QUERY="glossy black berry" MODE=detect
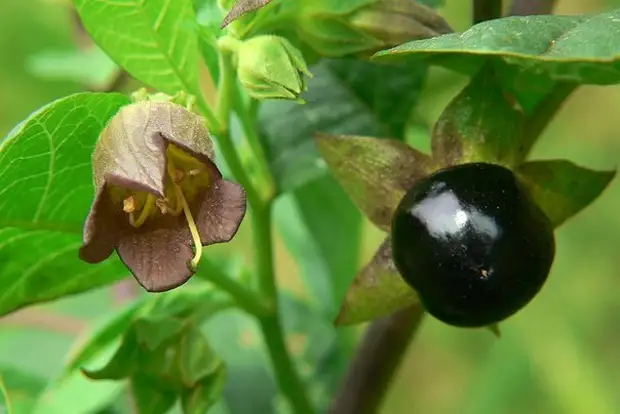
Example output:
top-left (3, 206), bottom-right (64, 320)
top-left (391, 162), bottom-right (555, 327)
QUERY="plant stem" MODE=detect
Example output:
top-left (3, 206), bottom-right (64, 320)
top-left (214, 51), bottom-right (262, 206)
top-left (198, 260), bottom-right (271, 316)
top-left (329, 305), bottom-right (426, 414)
top-left (473, 0), bottom-right (503, 24)
top-left (509, 0), bottom-right (557, 15)
top-left (208, 47), bottom-right (315, 414)
top-left (521, 82), bottom-right (577, 158)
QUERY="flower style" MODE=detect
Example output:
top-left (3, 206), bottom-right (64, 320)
top-left (79, 100), bottom-right (247, 292)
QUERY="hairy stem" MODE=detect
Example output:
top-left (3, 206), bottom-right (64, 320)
top-left (509, 0), bottom-right (557, 15)
top-left (329, 305), bottom-right (426, 414)
top-left (473, 0), bottom-right (503, 24)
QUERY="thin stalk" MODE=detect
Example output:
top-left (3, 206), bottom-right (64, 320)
top-left (473, 0), bottom-right (503, 24)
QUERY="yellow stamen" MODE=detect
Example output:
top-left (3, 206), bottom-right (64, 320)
top-left (174, 183), bottom-right (202, 271)
top-left (188, 168), bottom-right (201, 176)
top-left (129, 194), bottom-right (155, 228)
top-left (123, 196), bottom-right (136, 213)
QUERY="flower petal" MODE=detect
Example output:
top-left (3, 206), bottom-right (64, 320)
top-left (335, 237), bottom-right (419, 325)
top-left (92, 101), bottom-right (216, 198)
top-left (195, 179), bottom-right (247, 245)
top-left (116, 217), bottom-right (194, 292)
top-left (80, 184), bottom-right (128, 264)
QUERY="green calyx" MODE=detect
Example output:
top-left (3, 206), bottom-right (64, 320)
top-left (235, 35), bottom-right (312, 101)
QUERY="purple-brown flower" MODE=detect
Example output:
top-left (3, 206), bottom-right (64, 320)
top-left (79, 100), bottom-right (247, 292)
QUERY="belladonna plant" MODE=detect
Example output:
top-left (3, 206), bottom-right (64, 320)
top-left (79, 99), bottom-right (247, 292)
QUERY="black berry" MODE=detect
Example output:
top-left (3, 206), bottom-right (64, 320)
top-left (391, 162), bottom-right (555, 327)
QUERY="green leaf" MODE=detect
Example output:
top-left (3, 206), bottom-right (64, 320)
top-left (130, 374), bottom-right (177, 414)
top-left (0, 93), bottom-right (130, 316)
top-left (375, 10), bottom-right (620, 85)
top-left (336, 238), bottom-right (419, 325)
top-left (0, 376), bottom-right (12, 414)
top-left (175, 329), bottom-right (222, 387)
top-left (432, 64), bottom-right (524, 166)
top-left (516, 160), bottom-right (616, 228)
top-left (326, 58), bottom-right (427, 138)
top-left (134, 315), bottom-right (187, 351)
top-left (63, 299), bottom-right (145, 376)
top-left (315, 133), bottom-right (435, 231)
top-left (181, 363), bottom-right (227, 414)
top-left (82, 329), bottom-right (140, 380)
top-left (74, 0), bottom-right (200, 95)
top-left (259, 58), bottom-right (428, 192)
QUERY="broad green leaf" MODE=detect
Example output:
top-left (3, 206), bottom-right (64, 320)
top-left (63, 298), bottom-right (145, 376)
top-left (315, 133), bottom-right (435, 231)
top-left (0, 377), bottom-right (12, 414)
top-left (181, 363), bottom-right (227, 414)
top-left (0, 93), bottom-right (130, 316)
top-left (326, 58), bottom-right (427, 138)
top-left (74, 0), bottom-right (200, 95)
top-left (375, 10), bottom-right (620, 85)
top-left (336, 238), bottom-right (419, 325)
top-left (259, 58), bottom-right (429, 192)
top-left (432, 64), bottom-right (524, 166)
top-left (130, 375), bottom-right (177, 414)
top-left (516, 160), bottom-right (616, 228)
top-left (82, 329), bottom-right (140, 380)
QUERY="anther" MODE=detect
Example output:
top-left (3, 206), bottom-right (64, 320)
top-left (123, 196), bottom-right (136, 213)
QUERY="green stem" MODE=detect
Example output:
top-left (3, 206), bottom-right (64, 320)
top-left (204, 45), bottom-right (314, 414)
top-left (215, 50), bottom-right (262, 206)
top-left (473, 0), bottom-right (503, 24)
top-left (253, 203), bottom-right (315, 414)
top-left (198, 260), bottom-right (272, 317)
top-left (237, 98), bottom-right (276, 200)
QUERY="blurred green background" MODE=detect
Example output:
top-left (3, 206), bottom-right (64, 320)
top-left (1, 0), bottom-right (620, 413)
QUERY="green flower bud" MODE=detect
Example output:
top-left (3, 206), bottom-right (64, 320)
top-left (298, 0), bottom-right (452, 57)
top-left (236, 35), bottom-right (312, 101)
